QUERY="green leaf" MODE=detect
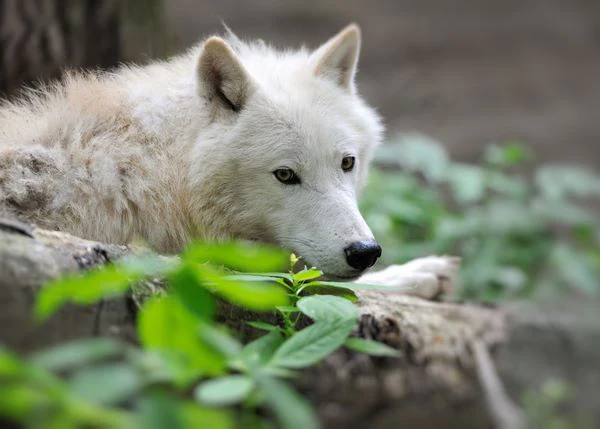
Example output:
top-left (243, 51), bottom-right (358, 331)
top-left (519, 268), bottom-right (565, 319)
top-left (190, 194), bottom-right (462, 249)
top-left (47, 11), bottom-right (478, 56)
top-left (139, 394), bottom-right (233, 429)
top-left (0, 384), bottom-right (53, 423)
top-left (70, 403), bottom-right (137, 429)
top-left (344, 338), bottom-right (401, 357)
top-left (68, 363), bottom-right (143, 406)
top-left (183, 242), bottom-right (288, 273)
top-left (138, 394), bottom-right (184, 429)
top-left (195, 375), bottom-right (254, 406)
top-left (134, 350), bottom-right (200, 388)
top-left (224, 274), bottom-right (282, 283)
top-left (36, 253), bottom-right (178, 321)
top-left (299, 284), bottom-right (358, 302)
top-left (195, 265), bottom-right (289, 311)
top-left (532, 198), bottom-right (597, 227)
top-left (487, 171), bottom-right (530, 199)
top-left (550, 245), bottom-right (599, 294)
top-left (138, 296), bottom-right (225, 375)
top-left (296, 280), bottom-right (364, 296)
top-left (179, 401), bottom-right (233, 429)
top-left (257, 366), bottom-right (297, 379)
top-left (375, 133), bottom-right (449, 182)
top-left (0, 349), bottom-right (27, 378)
top-left (484, 142), bottom-right (532, 167)
top-left (239, 331), bottom-right (284, 366)
top-left (198, 324), bottom-right (242, 359)
top-left (228, 272), bottom-right (294, 284)
top-left (291, 268), bottom-right (323, 283)
top-left (447, 163), bottom-right (486, 204)
top-left (246, 321), bottom-right (281, 332)
top-left (168, 266), bottom-right (215, 320)
top-left (119, 254), bottom-right (178, 277)
top-left (492, 266), bottom-right (528, 292)
top-left (28, 338), bottom-right (123, 372)
top-left (275, 306), bottom-right (299, 314)
top-left (270, 319), bottom-right (356, 368)
top-left (36, 267), bottom-right (135, 321)
top-left (257, 376), bottom-right (319, 429)
top-left (0, 350), bottom-right (66, 399)
top-left (535, 165), bottom-right (600, 199)
top-left (380, 197), bottom-right (433, 224)
top-left (296, 295), bottom-right (358, 322)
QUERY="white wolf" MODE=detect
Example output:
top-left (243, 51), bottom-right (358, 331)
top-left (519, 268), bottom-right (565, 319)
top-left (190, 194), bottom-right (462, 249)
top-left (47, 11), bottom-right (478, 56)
top-left (0, 24), bottom-right (458, 295)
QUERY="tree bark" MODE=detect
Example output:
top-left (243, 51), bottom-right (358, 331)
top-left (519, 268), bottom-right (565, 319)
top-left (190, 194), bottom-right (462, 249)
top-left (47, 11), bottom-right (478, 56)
top-left (0, 0), bottom-right (170, 98)
top-left (0, 223), bottom-right (598, 428)
top-left (0, 0), bottom-right (121, 97)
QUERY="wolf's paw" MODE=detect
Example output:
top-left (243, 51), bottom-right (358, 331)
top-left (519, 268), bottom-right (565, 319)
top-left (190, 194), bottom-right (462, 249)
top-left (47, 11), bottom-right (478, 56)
top-left (357, 255), bottom-right (461, 300)
top-left (396, 255), bottom-right (461, 292)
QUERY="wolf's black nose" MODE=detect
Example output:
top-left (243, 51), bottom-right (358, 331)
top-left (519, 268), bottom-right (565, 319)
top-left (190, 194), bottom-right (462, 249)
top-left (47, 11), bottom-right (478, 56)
top-left (344, 240), bottom-right (382, 271)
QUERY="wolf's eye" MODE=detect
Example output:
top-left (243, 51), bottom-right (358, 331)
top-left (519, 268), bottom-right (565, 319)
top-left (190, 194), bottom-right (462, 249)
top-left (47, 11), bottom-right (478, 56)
top-left (273, 168), bottom-right (301, 185)
top-left (341, 156), bottom-right (355, 172)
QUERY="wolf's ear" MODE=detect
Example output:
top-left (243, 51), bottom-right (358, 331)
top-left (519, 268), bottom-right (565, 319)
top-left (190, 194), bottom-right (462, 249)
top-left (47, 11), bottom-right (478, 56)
top-left (311, 24), bottom-right (361, 92)
top-left (197, 37), bottom-right (254, 112)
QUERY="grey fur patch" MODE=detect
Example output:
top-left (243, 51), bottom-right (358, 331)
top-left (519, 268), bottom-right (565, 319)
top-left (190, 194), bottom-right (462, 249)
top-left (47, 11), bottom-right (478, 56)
top-left (0, 148), bottom-right (58, 216)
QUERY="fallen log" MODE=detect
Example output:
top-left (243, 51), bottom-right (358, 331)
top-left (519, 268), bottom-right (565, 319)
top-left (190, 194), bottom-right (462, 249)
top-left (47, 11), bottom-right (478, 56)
top-left (0, 224), bottom-right (598, 428)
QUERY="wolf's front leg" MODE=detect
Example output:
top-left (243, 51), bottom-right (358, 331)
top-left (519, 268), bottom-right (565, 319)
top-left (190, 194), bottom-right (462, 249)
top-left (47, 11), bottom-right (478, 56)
top-left (356, 256), bottom-right (461, 300)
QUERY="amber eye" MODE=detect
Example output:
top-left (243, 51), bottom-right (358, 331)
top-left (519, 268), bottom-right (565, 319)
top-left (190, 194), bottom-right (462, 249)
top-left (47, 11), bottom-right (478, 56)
top-left (341, 156), bottom-right (355, 172)
top-left (273, 168), bottom-right (301, 185)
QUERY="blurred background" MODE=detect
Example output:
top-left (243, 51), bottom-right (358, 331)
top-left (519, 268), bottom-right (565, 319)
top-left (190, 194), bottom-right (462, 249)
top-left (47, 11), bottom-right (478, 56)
top-left (168, 0), bottom-right (600, 171)
top-left (1, 0), bottom-right (599, 299)
top-left (3, 0), bottom-right (599, 169)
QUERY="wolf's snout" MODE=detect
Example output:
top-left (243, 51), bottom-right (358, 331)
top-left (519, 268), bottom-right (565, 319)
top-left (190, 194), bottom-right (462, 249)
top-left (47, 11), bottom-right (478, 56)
top-left (344, 240), bottom-right (382, 271)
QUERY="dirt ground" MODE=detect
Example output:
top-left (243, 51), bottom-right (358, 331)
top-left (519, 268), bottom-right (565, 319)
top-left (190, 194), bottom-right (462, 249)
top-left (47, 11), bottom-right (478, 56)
top-left (166, 0), bottom-right (600, 169)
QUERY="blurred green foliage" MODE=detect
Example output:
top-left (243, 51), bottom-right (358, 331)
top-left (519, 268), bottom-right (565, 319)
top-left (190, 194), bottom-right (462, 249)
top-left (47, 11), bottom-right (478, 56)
top-left (1, 243), bottom-right (398, 429)
top-left (361, 134), bottom-right (600, 299)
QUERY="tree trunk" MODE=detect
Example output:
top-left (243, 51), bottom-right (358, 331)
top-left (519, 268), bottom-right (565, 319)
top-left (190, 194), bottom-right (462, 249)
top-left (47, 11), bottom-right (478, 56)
top-left (0, 0), bottom-right (121, 97)
top-left (0, 0), bottom-right (171, 98)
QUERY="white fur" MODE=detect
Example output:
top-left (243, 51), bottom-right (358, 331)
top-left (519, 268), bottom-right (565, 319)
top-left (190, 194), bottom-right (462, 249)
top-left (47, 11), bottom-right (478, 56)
top-left (358, 256), bottom-right (461, 299)
top-left (0, 25), bottom-right (385, 279)
top-left (0, 25), bottom-right (464, 291)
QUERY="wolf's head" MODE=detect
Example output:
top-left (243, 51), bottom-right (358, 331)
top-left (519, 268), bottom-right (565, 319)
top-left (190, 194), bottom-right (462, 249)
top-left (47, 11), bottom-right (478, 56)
top-left (190, 24), bottom-right (384, 279)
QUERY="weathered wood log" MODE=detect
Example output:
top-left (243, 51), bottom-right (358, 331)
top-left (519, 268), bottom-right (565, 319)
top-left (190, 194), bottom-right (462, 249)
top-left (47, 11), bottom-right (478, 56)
top-left (0, 224), bottom-right (598, 428)
top-left (0, 222), bottom-right (136, 351)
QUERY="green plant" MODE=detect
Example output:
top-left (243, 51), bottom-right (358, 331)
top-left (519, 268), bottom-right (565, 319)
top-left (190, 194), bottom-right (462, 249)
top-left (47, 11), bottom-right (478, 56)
top-left (361, 134), bottom-right (600, 299)
top-left (1, 242), bottom-right (400, 429)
